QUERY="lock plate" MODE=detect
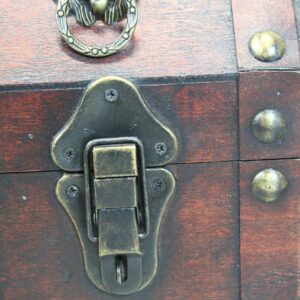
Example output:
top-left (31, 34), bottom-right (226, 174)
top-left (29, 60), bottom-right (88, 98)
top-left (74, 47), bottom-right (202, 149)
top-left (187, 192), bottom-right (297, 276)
top-left (51, 76), bottom-right (178, 171)
top-left (51, 77), bottom-right (178, 295)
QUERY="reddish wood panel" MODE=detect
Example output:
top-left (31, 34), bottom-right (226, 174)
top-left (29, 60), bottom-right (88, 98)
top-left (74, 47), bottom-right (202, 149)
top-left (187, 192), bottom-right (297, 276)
top-left (0, 162), bottom-right (240, 300)
top-left (0, 81), bottom-right (238, 173)
top-left (0, 0), bottom-right (237, 87)
top-left (239, 71), bottom-right (300, 161)
top-left (240, 159), bottom-right (300, 300)
top-left (232, 0), bottom-right (300, 70)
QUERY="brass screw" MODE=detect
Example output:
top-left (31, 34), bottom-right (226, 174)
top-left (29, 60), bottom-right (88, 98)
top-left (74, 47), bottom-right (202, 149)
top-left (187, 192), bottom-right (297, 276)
top-left (66, 185), bottom-right (80, 199)
top-left (105, 89), bottom-right (119, 102)
top-left (249, 31), bottom-right (286, 62)
top-left (251, 109), bottom-right (286, 144)
top-left (152, 178), bottom-right (166, 192)
top-left (154, 142), bottom-right (168, 156)
top-left (63, 147), bottom-right (76, 160)
top-left (252, 169), bottom-right (288, 203)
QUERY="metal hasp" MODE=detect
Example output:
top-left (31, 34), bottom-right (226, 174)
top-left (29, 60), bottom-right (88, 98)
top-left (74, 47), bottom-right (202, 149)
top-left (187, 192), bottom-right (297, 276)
top-left (51, 76), bottom-right (178, 295)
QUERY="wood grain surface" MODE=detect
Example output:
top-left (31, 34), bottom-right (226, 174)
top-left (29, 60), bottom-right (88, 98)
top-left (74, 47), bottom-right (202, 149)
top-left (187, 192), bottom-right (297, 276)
top-left (0, 162), bottom-right (240, 300)
top-left (0, 80), bottom-right (238, 173)
top-left (232, 0), bottom-right (300, 70)
top-left (240, 159), bottom-right (300, 300)
top-left (239, 71), bottom-right (300, 161)
top-left (0, 0), bottom-right (237, 87)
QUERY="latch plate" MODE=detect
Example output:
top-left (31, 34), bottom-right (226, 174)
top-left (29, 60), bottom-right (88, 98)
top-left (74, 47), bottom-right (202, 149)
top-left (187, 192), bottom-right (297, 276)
top-left (51, 77), bottom-right (178, 295)
top-left (56, 168), bottom-right (175, 294)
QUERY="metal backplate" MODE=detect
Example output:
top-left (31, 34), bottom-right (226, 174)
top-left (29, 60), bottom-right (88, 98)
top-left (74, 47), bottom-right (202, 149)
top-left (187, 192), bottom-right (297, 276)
top-left (51, 76), bottom-right (178, 295)
top-left (56, 168), bottom-right (175, 294)
top-left (51, 76), bottom-right (178, 172)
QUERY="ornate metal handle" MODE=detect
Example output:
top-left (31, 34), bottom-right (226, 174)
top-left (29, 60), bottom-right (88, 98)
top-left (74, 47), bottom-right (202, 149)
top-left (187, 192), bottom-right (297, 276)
top-left (56, 0), bottom-right (138, 57)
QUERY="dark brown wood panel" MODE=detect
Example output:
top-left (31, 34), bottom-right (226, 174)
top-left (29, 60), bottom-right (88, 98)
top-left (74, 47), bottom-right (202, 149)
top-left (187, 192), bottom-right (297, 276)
top-left (240, 159), bottom-right (300, 300)
top-left (0, 0), bottom-right (237, 87)
top-left (239, 71), bottom-right (300, 161)
top-left (232, 0), bottom-right (300, 70)
top-left (0, 162), bottom-right (240, 300)
top-left (0, 81), bottom-right (238, 173)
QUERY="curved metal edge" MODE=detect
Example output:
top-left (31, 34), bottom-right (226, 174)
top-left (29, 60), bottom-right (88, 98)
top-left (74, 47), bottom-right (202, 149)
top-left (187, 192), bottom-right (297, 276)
top-left (136, 167), bottom-right (176, 293)
top-left (55, 173), bottom-right (105, 292)
top-left (51, 76), bottom-right (179, 172)
top-left (56, 0), bottom-right (138, 57)
top-left (55, 167), bottom-right (175, 295)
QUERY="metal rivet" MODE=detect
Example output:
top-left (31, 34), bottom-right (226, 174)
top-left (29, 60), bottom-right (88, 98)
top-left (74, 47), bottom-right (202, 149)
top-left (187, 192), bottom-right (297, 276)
top-left (92, 48), bottom-right (99, 55)
top-left (130, 7), bottom-right (136, 14)
top-left (252, 169), bottom-right (288, 203)
top-left (154, 142), bottom-right (168, 156)
top-left (251, 109), bottom-right (286, 144)
top-left (105, 89), bottom-right (119, 102)
top-left (249, 31), bottom-right (286, 62)
top-left (57, 10), bottom-right (64, 17)
top-left (28, 133), bottom-right (34, 140)
top-left (68, 37), bottom-right (74, 44)
top-left (63, 148), bottom-right (76, 160)
top-left (152, 178), bottom-right (166, 192)
top-left (101, 47), bottom-right (108, 54)
top-left (66, 185), bottom-right (80, 199)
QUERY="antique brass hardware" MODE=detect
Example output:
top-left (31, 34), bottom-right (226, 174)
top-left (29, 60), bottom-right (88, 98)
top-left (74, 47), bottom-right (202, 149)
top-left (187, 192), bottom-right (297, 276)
top-left (51, 76), bottom-right (178, 295)
top-left (251, 109), bottom-right (287, 144)
top-left (56, 0), bottom-right (137, 57)
top-left (252, 168), bottom-right (288, 203)
top-left (249, 31), bottom-right (286, 62)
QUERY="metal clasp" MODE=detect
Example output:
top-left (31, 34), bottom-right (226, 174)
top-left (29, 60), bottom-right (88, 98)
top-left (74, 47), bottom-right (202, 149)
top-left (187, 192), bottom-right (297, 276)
top-left (85, 139), bottom-right (146, 292)
top-left (51, 76), bottom-right (178, 295)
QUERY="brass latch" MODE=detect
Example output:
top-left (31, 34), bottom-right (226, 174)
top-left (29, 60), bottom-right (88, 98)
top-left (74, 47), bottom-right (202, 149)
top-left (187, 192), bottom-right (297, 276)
top-left (86, 139), bottom-right (146, 292)
top-left (51, 77), bottom-right (178, 295)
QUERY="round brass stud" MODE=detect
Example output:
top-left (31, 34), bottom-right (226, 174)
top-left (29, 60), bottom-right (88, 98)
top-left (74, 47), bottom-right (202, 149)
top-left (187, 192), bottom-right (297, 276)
top-left (90, 0), bottom-right (110, 16)
top-left (249, 31), bottom-right (286, 62)
top-left (252, 169), bottom-right (288, 203)
top-left (251, 109), bottom-right (286, 144)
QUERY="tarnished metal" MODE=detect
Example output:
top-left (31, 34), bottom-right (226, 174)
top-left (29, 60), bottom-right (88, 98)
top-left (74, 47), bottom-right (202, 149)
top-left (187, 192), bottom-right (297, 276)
top-left (252, 169), bottom-right (288, 203)
top-left (84, 137), bottom-right (149, 242)
top-left (52, 76), bottom-right (178, 295)
top-left (249, 31), bottom-right (286, 62)
top-left (51, 76), bottom-right (178, 171)
top-left (251, 109), bottom-right (287, 144)
top-left (56, 0), bottom-right (138, 57)
top-left (56, 168), bottom-right (175, 294)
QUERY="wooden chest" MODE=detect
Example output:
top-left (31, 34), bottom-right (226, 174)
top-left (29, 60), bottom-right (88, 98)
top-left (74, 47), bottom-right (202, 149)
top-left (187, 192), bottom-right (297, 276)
top-left (0, 1), bottom-right (299, 299)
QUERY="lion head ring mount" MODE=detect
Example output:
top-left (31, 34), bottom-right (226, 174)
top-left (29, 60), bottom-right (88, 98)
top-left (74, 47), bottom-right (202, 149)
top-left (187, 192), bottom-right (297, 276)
top-left (56, 0), bottom-right (138, 57)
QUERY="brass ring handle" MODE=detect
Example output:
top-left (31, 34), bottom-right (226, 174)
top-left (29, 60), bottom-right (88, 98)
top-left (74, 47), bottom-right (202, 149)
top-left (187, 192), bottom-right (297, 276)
top-left (56, 0), bottom-right (138, 57)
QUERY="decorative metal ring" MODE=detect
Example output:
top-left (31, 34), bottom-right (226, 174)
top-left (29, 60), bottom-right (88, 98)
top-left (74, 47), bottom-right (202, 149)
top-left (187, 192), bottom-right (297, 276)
top-left (56, 0), bottom-right (138, 57)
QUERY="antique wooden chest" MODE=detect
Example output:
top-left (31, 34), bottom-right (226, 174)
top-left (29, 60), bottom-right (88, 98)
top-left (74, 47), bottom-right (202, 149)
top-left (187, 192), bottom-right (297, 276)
top-left (0, 1), bottom-right (299, 299)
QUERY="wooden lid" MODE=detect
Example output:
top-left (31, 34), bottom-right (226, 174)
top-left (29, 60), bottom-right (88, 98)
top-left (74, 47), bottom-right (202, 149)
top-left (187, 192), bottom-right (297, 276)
top-left (0, 0), bottom-right (237, 87)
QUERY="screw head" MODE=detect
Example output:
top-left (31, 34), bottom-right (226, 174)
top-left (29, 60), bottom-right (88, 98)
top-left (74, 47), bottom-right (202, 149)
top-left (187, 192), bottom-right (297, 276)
top-left (252, 169), bottom-right (288, 203)
top-left (63, 148), bottom-right (76, 160)
top-left (249, 31), bottom-right (286, 62)
top-left (251, 109), bottom-right (286, 144)
top-left (66, 185), bottom-right (80, 199)
top-left (152, 178), bottom-right (166, 192)
top-left (154, 142), bottom-right (168, 156)
top-left (105, 89), bottom-right (119, 102)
